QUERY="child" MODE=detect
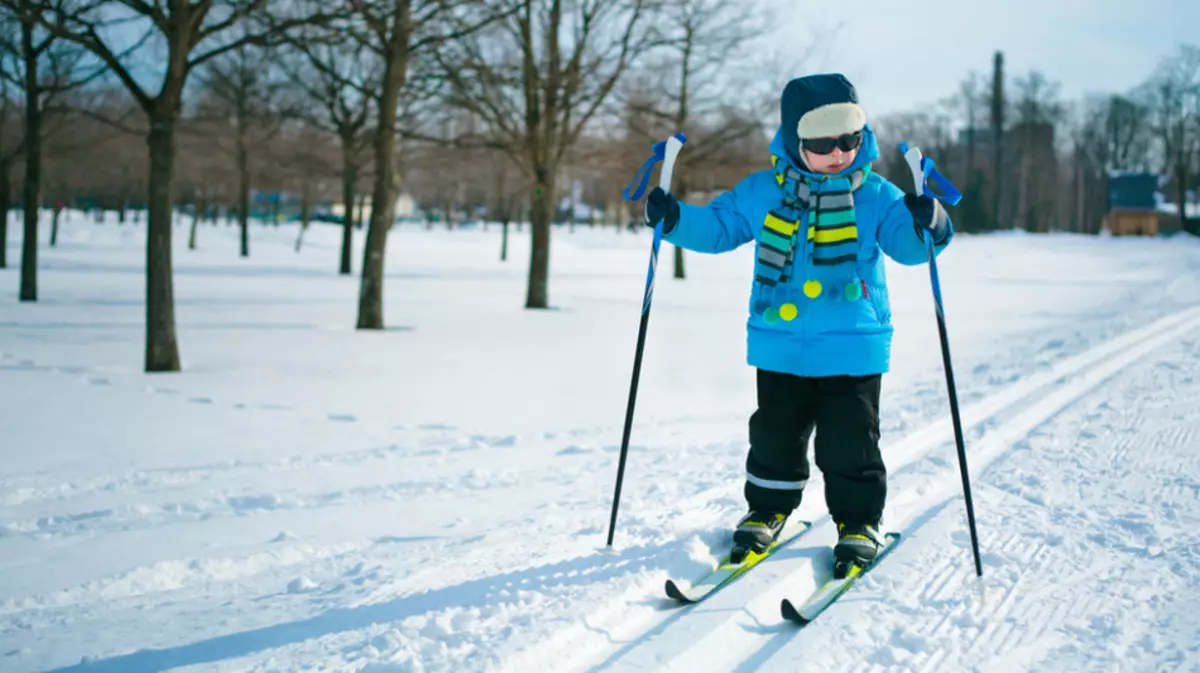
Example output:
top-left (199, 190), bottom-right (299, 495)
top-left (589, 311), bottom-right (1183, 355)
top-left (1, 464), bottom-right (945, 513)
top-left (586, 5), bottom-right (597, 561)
top-left (644, 73), bottom-right (952, 572)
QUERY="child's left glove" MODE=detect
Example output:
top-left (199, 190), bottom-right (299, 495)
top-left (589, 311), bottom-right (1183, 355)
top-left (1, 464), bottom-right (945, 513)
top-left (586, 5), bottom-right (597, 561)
top-left (905, 193), bottom-right (949, 244)
top-left (644, 187), bottom-right (680, 235)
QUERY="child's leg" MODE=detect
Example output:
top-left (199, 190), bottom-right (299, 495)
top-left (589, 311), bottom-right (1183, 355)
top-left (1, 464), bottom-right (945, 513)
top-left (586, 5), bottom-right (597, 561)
top-left (812, 374), bottom-right (885, 525)
top-left (744, 368), bottom-right (817, 514)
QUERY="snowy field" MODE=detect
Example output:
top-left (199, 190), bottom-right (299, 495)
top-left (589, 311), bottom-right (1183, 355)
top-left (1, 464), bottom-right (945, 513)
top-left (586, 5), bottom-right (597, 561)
top-left (3, 213), bottom-right (1200, 672)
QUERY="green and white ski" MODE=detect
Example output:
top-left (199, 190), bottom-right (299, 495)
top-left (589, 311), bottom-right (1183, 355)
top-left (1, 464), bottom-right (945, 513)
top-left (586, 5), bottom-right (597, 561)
top-left (780, 532), bottom-right (901, 624)
top-left (665, 519), bottom-right (812, 603)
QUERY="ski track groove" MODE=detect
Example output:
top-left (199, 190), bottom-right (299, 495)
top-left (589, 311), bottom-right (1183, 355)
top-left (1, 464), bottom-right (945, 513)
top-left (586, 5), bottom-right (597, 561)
top-left (894, 322), bottom-right (1200, 672)
top-left (569, 305), bottom-right (1200, 673)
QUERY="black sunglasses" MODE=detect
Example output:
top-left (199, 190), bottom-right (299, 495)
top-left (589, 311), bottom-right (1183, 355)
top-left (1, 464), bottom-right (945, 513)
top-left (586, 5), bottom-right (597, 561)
top-left (801, 131), bottom-right (863, 155)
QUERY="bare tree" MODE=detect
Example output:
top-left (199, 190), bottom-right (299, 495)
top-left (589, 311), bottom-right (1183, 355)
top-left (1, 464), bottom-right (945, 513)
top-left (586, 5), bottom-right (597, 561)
top-left (1010, 70), bottom-right (1064, 232)
top-left (1065, 99), bottom-right (1109, 234)
top-left (438, 0), bottom-right (655, 309)
top-left (1142, 45), bottom-right (1200, 234)
top-left (349, 0), bottom-right (505, 329)
top-left (175, 111), bottom-right (228, 249)
top-left (0, 50), bottom-right (17, 268)
top-left (196, 41), bottom-right (285, 258)
top-left (622, 0), bottom-right (778, 280)
top-left (486, 146), bottom-right (523, 260)
top-left (282, 121), bottom-right (337, 252)
top-left (0, 1), bottom-right (94, 300)
top-left (1102, 94), bottom-right (1153, 171)
top-left (14, 0), bottom-right (339, 371)
top-left (936, 71), bottom-right (993, 231)
top-left (279, 25), bottom-right (377, 273)
top-left (873, 105), bottom-right (955, 192)
top-left (952, 72), bottom-right (985, 186)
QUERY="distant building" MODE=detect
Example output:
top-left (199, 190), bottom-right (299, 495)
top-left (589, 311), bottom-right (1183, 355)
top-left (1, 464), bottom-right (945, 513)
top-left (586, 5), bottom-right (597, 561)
top-left (330, 193), bottom-right (416, 223)
top-left (1105, 172), bottom-right (1167, 236)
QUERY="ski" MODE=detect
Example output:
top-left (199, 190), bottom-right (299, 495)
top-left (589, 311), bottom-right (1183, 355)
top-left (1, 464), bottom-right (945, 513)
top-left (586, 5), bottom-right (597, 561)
top-left (665, 519), bottom-right (812, 603)
top-left (780, 532), bottom-right (901, 625)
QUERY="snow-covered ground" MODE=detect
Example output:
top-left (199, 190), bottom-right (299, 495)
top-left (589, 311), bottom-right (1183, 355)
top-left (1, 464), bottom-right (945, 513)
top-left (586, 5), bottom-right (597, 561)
top-left (3, 212), bottom-right (1200, 672)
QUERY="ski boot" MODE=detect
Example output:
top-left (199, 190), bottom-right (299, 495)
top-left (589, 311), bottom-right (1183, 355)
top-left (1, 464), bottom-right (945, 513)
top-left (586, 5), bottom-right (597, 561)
top-left (833, 522), bottom-right (885, 579)
top-left (730, 510), bottom-right (787, 563)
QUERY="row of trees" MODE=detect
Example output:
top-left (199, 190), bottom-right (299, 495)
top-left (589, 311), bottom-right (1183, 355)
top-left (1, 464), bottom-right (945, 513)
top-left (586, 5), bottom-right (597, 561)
top-left (0, 2), bottom-right (1195, 374)
top-left (872, 45), bottom-right (1200, 236)
top-left (0, 0), bottom-right (789, 373)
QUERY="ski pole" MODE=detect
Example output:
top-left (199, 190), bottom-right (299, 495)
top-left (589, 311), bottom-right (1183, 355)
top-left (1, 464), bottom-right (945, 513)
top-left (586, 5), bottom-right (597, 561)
top-left (605, 132), bottom-right (687, 549)
top-left (900, 142), bottom-right (982, 578)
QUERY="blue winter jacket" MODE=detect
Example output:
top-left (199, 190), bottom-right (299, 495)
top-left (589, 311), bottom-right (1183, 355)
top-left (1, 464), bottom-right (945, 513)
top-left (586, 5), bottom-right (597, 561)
top-left (664, 124), bottom-right (953, 377)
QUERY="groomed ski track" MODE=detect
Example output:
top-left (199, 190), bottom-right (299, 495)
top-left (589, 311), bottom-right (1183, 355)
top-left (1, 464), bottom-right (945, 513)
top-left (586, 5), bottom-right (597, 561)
top-left (503, 305), bottom-right (1200, 673)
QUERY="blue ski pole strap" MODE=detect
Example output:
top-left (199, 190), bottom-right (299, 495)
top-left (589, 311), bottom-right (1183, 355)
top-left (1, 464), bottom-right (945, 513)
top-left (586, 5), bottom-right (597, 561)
top-left (899, 142), bottom-right (963, 206)
top-left (623, 140), bottom-right (668, 201)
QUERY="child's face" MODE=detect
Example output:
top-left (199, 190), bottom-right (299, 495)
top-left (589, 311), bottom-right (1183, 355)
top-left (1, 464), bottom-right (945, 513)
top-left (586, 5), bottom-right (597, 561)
top-left (802, 146), bottom-right (859, 174)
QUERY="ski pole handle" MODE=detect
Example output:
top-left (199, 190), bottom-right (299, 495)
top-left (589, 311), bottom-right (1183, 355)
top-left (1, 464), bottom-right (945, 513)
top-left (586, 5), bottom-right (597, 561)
top-left (659, 134), bottom-right (685, 193)
top-left (903, 144), bottom-right (926, 197)
top-left (899, 141), bottom-right (963, 206)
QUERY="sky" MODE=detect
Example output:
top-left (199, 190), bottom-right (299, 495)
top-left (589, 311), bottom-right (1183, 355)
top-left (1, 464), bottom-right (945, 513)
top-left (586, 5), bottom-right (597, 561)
top-left (776, 0), bottom-right (1199, 119)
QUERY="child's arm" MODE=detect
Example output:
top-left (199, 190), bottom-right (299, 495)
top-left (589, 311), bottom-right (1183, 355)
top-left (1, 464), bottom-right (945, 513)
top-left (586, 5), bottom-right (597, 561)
top-left (663, 174), bottom-right (760, 254)
top-left (874, 178), bottom-right (953, 266)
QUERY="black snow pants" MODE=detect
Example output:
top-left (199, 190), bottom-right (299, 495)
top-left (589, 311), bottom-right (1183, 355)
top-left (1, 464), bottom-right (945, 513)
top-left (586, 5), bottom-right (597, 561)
top-left (744, 368), bottom-right (886, 527)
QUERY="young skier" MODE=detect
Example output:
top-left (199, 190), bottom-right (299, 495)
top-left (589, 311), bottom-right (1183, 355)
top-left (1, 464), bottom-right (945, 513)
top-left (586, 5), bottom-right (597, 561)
top-left (644, 73), bottom-right (952, 572)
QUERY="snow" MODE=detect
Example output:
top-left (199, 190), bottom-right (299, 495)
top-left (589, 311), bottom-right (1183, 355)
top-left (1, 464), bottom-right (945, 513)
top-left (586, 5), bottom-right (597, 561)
top-left (4, 212), bottom-right (1200, 672)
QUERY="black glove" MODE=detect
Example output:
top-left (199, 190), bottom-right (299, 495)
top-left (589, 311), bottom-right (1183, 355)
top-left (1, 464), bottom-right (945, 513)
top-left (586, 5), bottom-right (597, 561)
top-left (644, 187), bottom-right (680, 235)
top-left (905, 193), bottom-right (948, 244)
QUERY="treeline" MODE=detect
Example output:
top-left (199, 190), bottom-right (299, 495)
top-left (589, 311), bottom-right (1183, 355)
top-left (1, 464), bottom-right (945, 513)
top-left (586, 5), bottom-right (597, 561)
top-left (0, 0), bottom-right (784, 372)
top-left (872, 47), bottom-right (1199, 236)
top-left (0, 1), bottom-right (1195, 373)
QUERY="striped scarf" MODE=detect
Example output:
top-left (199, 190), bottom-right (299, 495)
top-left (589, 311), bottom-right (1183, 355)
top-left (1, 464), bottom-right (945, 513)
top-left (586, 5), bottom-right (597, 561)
top-left (755, 155), bottom-right (870, 288)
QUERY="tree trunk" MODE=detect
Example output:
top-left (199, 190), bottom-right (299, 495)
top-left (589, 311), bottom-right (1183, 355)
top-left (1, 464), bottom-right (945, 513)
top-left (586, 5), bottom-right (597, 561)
top-left (991, 51), bottom-right (1005, 230)
top-left (144, 114), bottom-right (181, 372)
top-left (338, 154), bottom-right (355, 273)
top-left (1080, 154), bottom-right (1089, 233)
top-left (237, 119), bottom-right (250, 258)
top-left (500, 218), bottom-right (509, 261)
top-left (1017, 152), bottom-right (1030, 232)
top-left (567, 182), bottom-right (575, 233)
top-left (525, 171), bottom-right (555, 309)
top-left (189, 197), bottom-right (204, 250)
top-left (296, 179), bottom-right (312, 253)
top-left (672, 178), bottom-right (687, 280)
top-left (50, 205), bottom-right (59, 247)
top-left (965, 122), bottom-right (976, 185)
top-left (1178, 166), bottom-right (1193, 235)
top-left (0, 161), bottom-right (9, 269)
top-left (19, 17), bottom-right (39, 303)
top-left (356, 11), bottom-right (409, 330)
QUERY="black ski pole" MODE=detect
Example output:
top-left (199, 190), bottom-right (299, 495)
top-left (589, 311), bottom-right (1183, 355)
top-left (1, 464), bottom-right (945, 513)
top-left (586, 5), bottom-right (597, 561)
top-left (902, 143), bottom-right (983, 578)
top-left (605, 132), bottom-right (687, 549)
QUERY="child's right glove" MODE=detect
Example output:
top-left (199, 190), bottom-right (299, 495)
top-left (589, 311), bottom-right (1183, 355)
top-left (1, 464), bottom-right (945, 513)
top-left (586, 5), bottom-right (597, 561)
top-left (904, 193), bottom-right (949, 244)
top-left (644, 187), bottom-right (680, 235)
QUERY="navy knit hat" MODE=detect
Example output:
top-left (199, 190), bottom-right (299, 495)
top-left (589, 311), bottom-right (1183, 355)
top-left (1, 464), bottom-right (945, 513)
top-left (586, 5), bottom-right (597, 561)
top-left (780, 73), bottom-right (866, 159)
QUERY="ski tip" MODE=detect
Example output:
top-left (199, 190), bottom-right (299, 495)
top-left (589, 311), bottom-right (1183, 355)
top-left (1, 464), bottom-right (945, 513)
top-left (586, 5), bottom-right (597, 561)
top-left (780, 599), bottom-right (809, 625)
top-left (664, 579), bottom-right (694, 603)
top-left (673, 131), bottom-right (688, 144)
